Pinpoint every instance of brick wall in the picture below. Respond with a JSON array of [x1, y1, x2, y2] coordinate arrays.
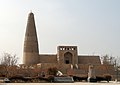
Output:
[[78, 55, 101, 65], [39, 54, 57, 63]]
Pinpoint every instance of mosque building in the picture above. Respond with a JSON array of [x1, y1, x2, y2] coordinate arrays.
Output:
[[23, 12, 115, 78]]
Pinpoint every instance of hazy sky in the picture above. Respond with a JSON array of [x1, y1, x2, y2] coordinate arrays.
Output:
[[0, 0, 120, 63]]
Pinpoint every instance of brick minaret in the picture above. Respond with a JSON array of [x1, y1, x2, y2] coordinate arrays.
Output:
[[23, 12, 39, 65]]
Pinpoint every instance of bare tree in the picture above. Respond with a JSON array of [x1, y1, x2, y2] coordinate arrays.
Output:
[[0, 53, 19, 77], [0, 53, 18, 66], [101, 54, 116, 65]]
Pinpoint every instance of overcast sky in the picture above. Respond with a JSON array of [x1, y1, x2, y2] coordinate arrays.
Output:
[[0, 0, 120, 63]]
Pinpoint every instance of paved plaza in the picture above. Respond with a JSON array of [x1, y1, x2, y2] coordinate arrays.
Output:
[[0, 82, 120, 85]]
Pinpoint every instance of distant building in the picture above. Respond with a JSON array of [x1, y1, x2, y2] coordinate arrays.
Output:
[[23, 12, 115, 79]]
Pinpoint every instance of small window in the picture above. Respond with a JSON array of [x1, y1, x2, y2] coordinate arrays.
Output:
[[67, 48, 69, 50], [72, 48, 74, 50], [74, 48, 76, 50], [60, 48, 62, 50]]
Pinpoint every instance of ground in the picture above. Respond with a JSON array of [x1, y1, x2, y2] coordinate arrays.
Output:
[[0, 81, 120, 85]]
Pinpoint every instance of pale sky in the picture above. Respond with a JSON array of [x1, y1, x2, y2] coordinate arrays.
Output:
[[0, 0, 120, 64]]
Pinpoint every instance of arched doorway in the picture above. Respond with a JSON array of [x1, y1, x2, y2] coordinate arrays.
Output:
[[64, 52, 72, 64]]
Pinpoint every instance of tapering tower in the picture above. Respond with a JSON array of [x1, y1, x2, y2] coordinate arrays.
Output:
[[23, 12, 39, 65]]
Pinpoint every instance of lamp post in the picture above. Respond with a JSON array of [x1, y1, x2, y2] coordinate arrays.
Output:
[[115, 66, 118, 82], [115, 60, 118, 82]]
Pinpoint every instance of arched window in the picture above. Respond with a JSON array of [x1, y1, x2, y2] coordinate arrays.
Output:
[[64, 52, 72, 64]]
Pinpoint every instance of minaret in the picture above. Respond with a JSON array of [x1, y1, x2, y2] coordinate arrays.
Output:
[[23, 12, 39, 65]]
